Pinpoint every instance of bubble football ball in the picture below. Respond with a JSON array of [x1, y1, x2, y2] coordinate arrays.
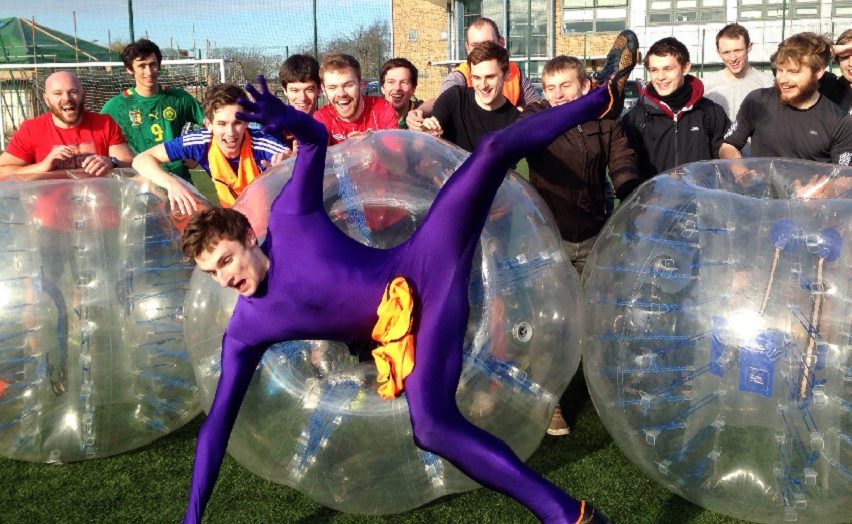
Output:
[[184, 130, 584, 514], [583, 158, 851, 523], [0, 171, 201, 463]]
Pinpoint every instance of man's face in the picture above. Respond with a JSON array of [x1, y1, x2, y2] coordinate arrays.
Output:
[[647, 53, 691, 97], [470, 59, 506, 109], [542, 68, 588, 106], [322, 67, 362, 121], [465, 24, 500, 54], [43, 73, 85, 126], [196, 235, 267, 297], [207, 104, 248, 158], [381, 67, 416, 111], [717, 36, 751, 76], [128, 53, 160, 90], [837, 48, 852, 83], [775, 59, 822, 107], [285, 81, 319, 114]]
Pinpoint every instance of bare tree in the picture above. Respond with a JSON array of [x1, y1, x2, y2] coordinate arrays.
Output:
[[207, 47, 287, 87], [322, 20, 390, 80]]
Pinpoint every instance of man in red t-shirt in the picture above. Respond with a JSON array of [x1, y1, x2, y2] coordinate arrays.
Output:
[[314, 53, 398, 145], [0, 71, 133, 177]]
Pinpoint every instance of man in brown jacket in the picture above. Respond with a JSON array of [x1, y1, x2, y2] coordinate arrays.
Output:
[[523, 56, 641, 275], [521, 56, 642, 435]]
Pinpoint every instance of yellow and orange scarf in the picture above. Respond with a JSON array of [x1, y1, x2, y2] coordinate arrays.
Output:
[[208, 130, 261, 207], [371, 276, 416, 399]]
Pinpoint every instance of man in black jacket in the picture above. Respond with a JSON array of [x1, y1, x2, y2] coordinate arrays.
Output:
[[522, 55, 641, 275], [521, 51, 641, 437], [622, 37, 729, 179]]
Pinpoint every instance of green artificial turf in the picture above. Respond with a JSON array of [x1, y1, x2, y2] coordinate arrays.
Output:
[[0, 373, 748, 524], [190, 169, 219, 205]]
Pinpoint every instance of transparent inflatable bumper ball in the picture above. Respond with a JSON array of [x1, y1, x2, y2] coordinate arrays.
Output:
[[0, 170, 202, 463], [583, 158, 852, 524]]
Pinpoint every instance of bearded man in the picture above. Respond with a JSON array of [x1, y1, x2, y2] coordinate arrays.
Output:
[[0, 71, 133, 177], [721, 32, 852, 164]]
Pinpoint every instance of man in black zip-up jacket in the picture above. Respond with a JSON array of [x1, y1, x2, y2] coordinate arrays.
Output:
[[622, 37, 729, 180], [522, 55, 641, 273]]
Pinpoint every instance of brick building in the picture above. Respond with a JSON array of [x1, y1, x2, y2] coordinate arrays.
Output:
[[390, 1, 851, 100], [390, 1, 617, 99]]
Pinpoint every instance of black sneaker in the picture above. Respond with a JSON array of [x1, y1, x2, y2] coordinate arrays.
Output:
[[576, 500, 614, 524], [597, 29, 639, 120]]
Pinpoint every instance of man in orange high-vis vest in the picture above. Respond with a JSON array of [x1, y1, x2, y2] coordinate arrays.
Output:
[[407, 17, 540, 131]]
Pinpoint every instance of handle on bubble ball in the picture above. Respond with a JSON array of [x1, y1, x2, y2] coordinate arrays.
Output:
[[798, 228, 841, 400], [759, 220, 801, 316], [770, 219, 799, 250], [818, 228, 842, 262]]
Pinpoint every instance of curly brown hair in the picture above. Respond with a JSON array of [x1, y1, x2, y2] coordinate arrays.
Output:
[[201, 84, 246, 122], [181, 207, 253, 259], [771, 32, 832, 72]]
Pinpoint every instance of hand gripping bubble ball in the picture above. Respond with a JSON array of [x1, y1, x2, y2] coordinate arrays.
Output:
[[583, 158, 851, 523], [0, 171, 201, 463], [183, 130, 584, 514]]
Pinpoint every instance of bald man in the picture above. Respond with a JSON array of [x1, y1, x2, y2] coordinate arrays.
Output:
[[0, 71, 133, 178]]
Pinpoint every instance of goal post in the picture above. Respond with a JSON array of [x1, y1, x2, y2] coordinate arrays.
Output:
[[0, 59, 225, 146]]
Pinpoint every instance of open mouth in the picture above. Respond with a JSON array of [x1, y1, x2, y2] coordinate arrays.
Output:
[[234, 278, 248, 292]]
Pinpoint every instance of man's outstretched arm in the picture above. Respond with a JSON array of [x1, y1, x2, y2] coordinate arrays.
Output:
[[238, 76, 329, 216]]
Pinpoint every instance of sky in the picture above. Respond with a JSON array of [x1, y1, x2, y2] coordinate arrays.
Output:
[[4, 0, 390, 55]]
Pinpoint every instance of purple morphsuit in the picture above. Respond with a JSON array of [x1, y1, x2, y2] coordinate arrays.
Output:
[[184, 77, 611, 523]]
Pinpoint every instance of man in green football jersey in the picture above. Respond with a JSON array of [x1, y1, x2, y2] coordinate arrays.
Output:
[[101, 39, 204, 182]]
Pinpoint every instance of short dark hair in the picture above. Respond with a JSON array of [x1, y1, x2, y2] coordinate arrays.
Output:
[[644, 37, 690, 68], [380, 58, 418, 87], [121, 39, 162, 69], [771, 32, 832, 72], [279, 54, 320, 88], [716, 24, 751, 49], [466, 41, 509, 75], [202, 84, 246, 121], [542, 55, 588, 83], [466, 17, 501, 42], [320, 53, 361, 82], [181, 207, 253, 259]]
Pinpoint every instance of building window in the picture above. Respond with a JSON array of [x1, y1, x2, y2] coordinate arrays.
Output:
[[508, 0, 549, 59], [458, 0, 548, 77], [737, 0, 819, 20], [647, 0, 726, 25], [835, 0, 852, 16], [563, 0, 628, 33], [458, 0, 506, 58]]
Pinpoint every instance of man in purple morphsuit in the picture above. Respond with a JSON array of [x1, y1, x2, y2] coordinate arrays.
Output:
[[180, 32, 638, 524]]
